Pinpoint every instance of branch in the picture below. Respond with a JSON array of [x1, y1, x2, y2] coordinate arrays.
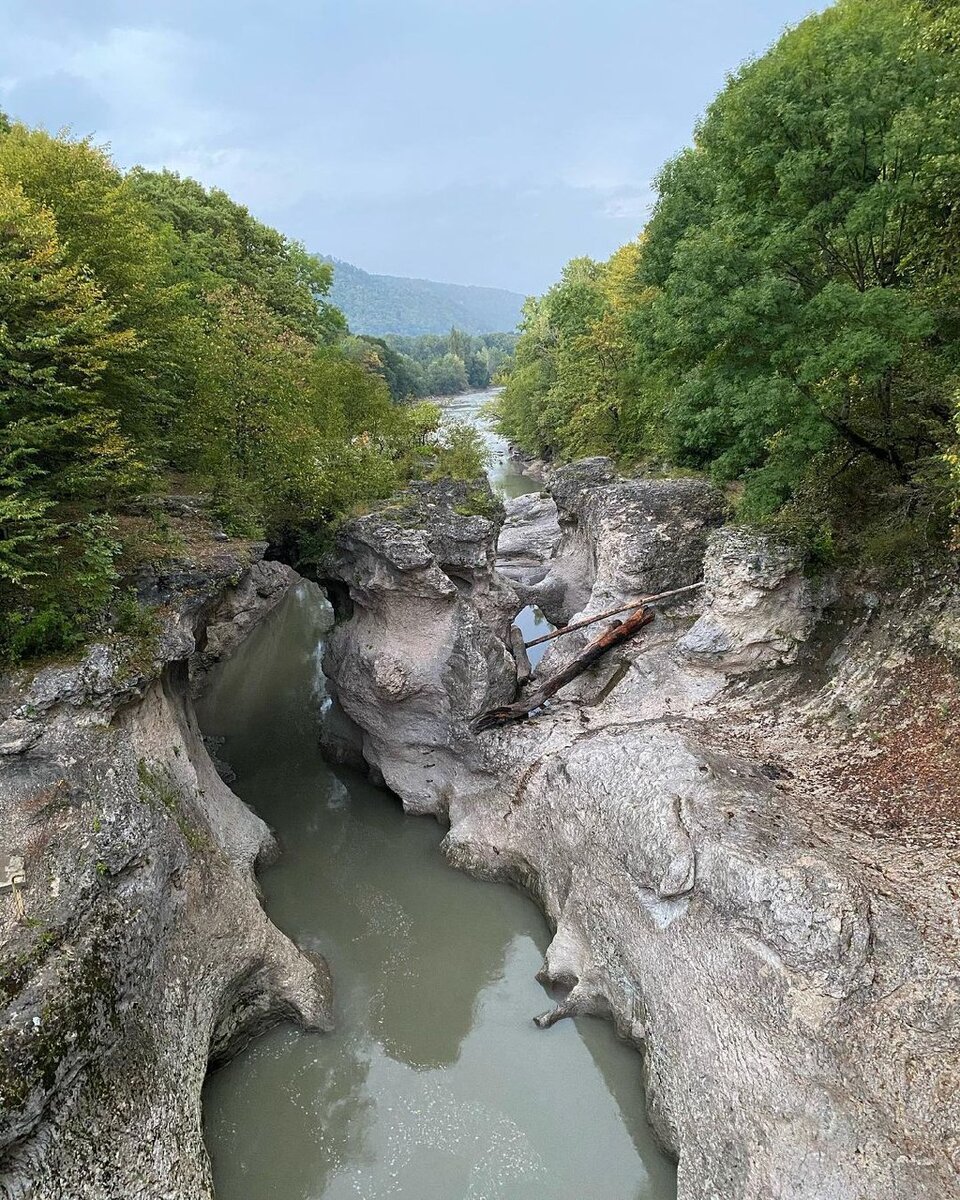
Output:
[[472, 607, 655, 732], [524, 582, 704, 649]]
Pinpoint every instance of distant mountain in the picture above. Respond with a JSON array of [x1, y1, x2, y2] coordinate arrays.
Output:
[[324, 257, 525, 336]]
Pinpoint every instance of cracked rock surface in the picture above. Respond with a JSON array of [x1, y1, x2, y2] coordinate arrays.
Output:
[[325, 466, 960, 1200], [0, 537, 332, 1199]]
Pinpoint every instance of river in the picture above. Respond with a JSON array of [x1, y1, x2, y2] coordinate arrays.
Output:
[[440, 388, 553, 663], [199, 389, 677, 1199]]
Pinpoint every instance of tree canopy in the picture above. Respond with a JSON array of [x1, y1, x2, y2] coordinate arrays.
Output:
[[0, 120, 485, 661], [494, 0, 960, 563]]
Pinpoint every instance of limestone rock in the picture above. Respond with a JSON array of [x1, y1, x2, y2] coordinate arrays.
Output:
[[327, 460, 959, 1200], [679, 527, 829, 672], [538, 465, 726, 625], [495, 491, 561, 607], [321, 478, 518, 814], [190, 559, 305, 693], [0, 544, 332, 1199]]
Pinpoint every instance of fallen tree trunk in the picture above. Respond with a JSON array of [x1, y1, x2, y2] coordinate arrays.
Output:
[[473, 606, 655, 732], [524, 581, 703, 649]]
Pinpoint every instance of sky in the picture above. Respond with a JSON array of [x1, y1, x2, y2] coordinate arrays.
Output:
[[0, 0, 824, 295]]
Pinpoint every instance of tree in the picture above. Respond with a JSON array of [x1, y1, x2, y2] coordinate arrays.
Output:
[[340, 335, 423, 401], [425, 352, 469, 395], [127, 169, 346, 345], [0, 126, 194, 464], [0, 120, 512, 661], [0, 178, 134, 657], [496, 0, 960, 558]]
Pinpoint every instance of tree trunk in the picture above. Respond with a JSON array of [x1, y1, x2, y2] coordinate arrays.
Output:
[[472, 606, 655, 732]]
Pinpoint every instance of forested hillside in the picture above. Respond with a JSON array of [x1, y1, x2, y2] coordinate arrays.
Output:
[[494, 0, 960, 565], [325, 257, 525, 336], [0, 120, 485, 663]]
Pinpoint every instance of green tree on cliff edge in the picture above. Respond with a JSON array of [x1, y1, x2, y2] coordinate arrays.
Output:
[[0, 178, 136, 656], [496, 0, 960, 561]]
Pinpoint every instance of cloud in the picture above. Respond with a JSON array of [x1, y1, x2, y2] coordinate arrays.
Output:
[[0, 25, 229, 156], [601, 186, 656, 221]]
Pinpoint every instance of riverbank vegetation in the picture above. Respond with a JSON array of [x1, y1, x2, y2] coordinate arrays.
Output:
[[0, 120, 484, 663], [384, 331, 517, 396], [493, 0, 960, 565], [339, 330, 516, 401]]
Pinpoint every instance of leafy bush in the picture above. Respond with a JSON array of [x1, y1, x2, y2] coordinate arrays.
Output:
[[430, 422, 491, 481]]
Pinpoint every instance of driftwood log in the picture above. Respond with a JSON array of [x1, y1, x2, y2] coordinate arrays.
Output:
[[472, 606, 655, 732], [524, 581, 703, 649]]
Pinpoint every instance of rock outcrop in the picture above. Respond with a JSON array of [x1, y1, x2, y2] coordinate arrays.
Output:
[[321, 478, 518, 814], [189, 558, 299, 693], [0, 535, 332, 1198], [495, 491, 560, 606], [325, 465, 960, 1200], [530, 457, 725, 627], [678, 527, 833, 673]]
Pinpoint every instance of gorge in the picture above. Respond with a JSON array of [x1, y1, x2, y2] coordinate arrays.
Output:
[[1, 394, 958, 1198], [3, 2, 960, 1192]]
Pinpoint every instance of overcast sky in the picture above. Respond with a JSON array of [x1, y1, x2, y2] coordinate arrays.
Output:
[[1, 0, 822, 294]]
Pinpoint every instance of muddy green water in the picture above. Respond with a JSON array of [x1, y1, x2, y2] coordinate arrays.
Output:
[[199, 386, 676, 1198]]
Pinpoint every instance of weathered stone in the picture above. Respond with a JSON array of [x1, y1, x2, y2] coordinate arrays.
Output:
[[537, 467, 727, 626], [547, 455, 618, 521], [678, 527, 831, 672], [495, 491, 561, 608], [0, 540, 331, 1199], [321, 477, 517, 815], [325, 460, 959, 1200], [190, 559, 305, 693]]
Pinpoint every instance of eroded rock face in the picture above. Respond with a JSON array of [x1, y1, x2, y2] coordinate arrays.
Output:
[[535, 462, 727, 626], [678, 527, 831, 673], [0, 541, 331, 1199], [327, 461, 960, 1200], [190, 558, 300, 693], [495, 491, 561, 607], [321, 479, 518, 814]]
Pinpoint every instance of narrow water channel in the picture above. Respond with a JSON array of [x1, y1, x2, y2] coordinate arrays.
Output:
[[199, 387, 677, 1198], [440, 388, 553, 662]]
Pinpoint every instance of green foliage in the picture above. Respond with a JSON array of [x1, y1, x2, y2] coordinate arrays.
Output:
[[401, 401, 443, 444], [494, 0, 960, 561], [430, 422, 491, 481], [0, 175, 132, 659], [493, 246, 653, 461], [383, 329, 518, 396], [0, 119, 481, 664], [0, 127, 194, 461], [325, 256, 523, 336], [127, 169, 346, 345], [425, 350, 469, 396], [339, 334, 424, 401], [453, 488, 502, 520]]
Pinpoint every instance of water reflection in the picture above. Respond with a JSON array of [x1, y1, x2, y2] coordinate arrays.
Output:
[[199, 586, 675, 1199]]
